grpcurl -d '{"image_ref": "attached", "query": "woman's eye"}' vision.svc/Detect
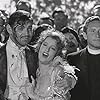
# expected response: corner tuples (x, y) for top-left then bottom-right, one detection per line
(17, 25), (24, 30)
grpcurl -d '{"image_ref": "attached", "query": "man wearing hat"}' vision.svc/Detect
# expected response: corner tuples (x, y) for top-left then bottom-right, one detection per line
(61, 27), (80, 58)
(52, 8), (68, 31)
(67, 16), (100, 100)
(0, 11), (38, 100)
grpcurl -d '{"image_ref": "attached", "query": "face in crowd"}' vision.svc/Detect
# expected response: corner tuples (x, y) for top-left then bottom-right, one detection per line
(39, 36), (58, 64)
(7, 11), (33, 47)
(84, 18), (100, 50)
(53, 11), (68, 31)
(36, 29), (65, 65)
(61, 27), (79, 55)
(64, 32), (78, 54)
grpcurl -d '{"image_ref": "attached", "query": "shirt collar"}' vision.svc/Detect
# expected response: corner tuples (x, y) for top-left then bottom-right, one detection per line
(7, 38), (29, 49)
(6, 38), (30, 55)
(87, 46), (100, 55)
(7, 38), (19, 53)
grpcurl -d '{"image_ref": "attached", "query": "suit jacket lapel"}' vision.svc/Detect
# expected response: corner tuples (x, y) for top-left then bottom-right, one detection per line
(25, 46), (38, 82)
(0, 45), (7, 92)
(80, 48), (89, 88)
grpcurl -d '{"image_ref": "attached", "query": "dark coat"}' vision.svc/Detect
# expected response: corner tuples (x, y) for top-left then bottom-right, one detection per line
(0, 44), (38, 100)
(67, 48), (90, 100)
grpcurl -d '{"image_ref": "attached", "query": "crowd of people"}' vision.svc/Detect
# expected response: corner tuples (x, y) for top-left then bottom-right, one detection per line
(0, 0), (100, 100)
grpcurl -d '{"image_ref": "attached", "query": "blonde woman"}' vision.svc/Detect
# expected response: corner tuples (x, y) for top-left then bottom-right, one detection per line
(26, 28), (78, 100)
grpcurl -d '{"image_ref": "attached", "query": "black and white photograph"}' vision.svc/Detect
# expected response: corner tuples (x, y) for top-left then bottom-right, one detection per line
(0, 0), (100, 100)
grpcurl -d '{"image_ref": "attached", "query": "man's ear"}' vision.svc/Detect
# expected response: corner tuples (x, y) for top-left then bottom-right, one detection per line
(6, 24), (13, 35)
(83, 32), (87, 40)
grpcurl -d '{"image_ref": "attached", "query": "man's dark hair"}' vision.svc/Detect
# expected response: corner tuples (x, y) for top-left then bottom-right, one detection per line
(8, 11), (32, 28)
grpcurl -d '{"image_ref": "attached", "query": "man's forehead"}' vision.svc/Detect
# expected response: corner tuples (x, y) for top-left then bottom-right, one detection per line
(15, 19), (32, 25)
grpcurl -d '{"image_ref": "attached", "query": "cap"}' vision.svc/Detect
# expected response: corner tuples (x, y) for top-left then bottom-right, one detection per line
(61, 27), (80, 43)
(16, 0), (31, 14)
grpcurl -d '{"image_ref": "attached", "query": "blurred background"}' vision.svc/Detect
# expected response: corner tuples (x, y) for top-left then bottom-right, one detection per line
(0, 0), (100, 30)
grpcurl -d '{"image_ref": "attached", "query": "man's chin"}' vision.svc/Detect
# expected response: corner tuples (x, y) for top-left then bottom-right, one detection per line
(20, 42), (29, 47)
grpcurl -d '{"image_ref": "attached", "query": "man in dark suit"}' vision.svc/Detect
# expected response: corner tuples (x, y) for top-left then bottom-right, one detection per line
(0, 11), (38, 100)
(67, 16), (100, 100)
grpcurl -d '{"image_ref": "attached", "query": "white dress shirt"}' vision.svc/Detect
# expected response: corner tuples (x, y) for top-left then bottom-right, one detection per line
(6, 38), (29, 100)
(87, 46), (100, 55)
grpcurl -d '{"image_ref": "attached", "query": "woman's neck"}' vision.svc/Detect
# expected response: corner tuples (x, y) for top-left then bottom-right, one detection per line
(39, 61), (50, 69)
(38, 61), (51, 74)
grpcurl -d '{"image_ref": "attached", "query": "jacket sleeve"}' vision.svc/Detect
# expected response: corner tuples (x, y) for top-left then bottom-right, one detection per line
(0, 88), (5, 100)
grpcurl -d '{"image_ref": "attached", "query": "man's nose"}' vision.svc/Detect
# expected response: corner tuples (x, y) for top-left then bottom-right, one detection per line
(23, 28), (28, 35)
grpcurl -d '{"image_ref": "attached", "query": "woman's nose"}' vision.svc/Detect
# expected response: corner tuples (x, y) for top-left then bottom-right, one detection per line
(45, 46), (50, 52)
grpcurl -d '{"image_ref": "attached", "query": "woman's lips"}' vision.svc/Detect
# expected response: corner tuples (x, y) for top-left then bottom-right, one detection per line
(43, 52), (49, 57)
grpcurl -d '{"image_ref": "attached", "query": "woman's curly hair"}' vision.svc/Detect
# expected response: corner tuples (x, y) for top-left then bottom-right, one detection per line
(35, 28), (66, 57)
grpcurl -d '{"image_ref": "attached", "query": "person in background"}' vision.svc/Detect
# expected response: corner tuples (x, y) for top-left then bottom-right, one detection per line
(77, 24), (87, 49)
(0, 11), (38, 100)
(26, 28), (77, 100)
(29, 24), (52, 46)
(61, 27), (80, 58)
(67, 16), (100, 100)
(16, 0), (31, 17)
(37, 12), (54, 27)
(52, 8), (68, 31)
